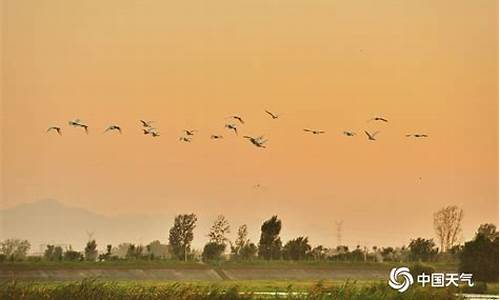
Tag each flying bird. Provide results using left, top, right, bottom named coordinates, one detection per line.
left=140, top=120, right=155, bottom=128
left=364, top=130, right=379, bottom=141
left=224, top=124, right=238, bottom=135
left=47, top=126, right=62, bottom=136
left=179, top=136, right=192, bottom=143
left=183, top=129, right=197, bottom=136
left=304, top=129, right=325, bottom=135
left=210, top=135, right=224, bottom=139
left=406, top=134, right=428, bottom=138
left=243, top=135, right=267, bottom=148
left=104, top=125, right=122, bottom=134
left=369, top=117, right=388, bottom=123
left=265, top=110, right=279, bottom=119
left=143, top=127, right=159, bottom=137
left=229, top=115, right=244, bottom=124
left=68, top=119, right=88, bottom=134
left=343, top=131, right=356, bottom=137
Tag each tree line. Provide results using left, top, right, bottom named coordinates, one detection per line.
left=0, top=206, right=498, bottom=282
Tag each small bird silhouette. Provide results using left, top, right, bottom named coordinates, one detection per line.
left=406, top=134, right=428, bottom=138
left=68, top=119, right=88, bottom=134
left=47, top=126, right=62, bottom=136
left=225, top=124, right=238, bottom=135
left=210, top=135, right=224, bottom=139
left=343, top=131, right=356, bottom=137
left=265, top=110, right=279, bottom=119
left=243, top=135, right=267, bottom=148
left=230, top=115, right=245, bottom=124
left=184, top=129, right=197, bottom=136
left=140, top=120, right=155, bottom=128
left=369, top=117, right=388, bottom=123
left=364, top=130, right=379, bottom=141
left=104, top=125, right=122, bottom=134
left=179, top=136, right=192, bottom=143
left=304, top=129, right=325, bottom=135
left=143, top=127, right=159, bottom=137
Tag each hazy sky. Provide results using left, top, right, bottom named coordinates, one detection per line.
left=1, top=0, right=498, bottom=249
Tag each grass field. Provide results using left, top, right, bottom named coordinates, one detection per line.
left=1, top=261, right=496, bottom=299
left=0, top=278, right=480, bottom=299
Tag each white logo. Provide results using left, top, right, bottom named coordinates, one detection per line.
left=388, top=267, right=414, bottom=293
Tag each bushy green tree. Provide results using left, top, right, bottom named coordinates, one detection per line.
left=84, top=240, right=98, bottom=261
left=63, top=246, right=83, bottom=261
left=169, top=214, right=197, bottom=261
left=282, top=236, right=311, bottom=260
left=459, top=224, right=499, bottom=282
left=202, top=242, right=226, bottom=261
left=408, top=238, right=438, bottom=261
left=258, top=216, right=282, bottom=260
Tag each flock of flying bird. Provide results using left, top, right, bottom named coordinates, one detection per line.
left=46, top=110, right=428, bottom=148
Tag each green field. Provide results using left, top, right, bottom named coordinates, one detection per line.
left=1, top=278, right=486, bottom=300
left=1, top=261, right=497, bottom=299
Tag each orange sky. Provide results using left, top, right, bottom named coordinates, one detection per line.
left=1, top=0, right=498, bottom=249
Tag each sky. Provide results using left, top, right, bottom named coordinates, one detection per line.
left=1, top=0, right=498, bottom=250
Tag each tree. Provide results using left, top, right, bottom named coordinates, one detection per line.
left=126, top=244, right=144, bottom=259
left=84, top=240, right=98, bottom=261
left=408, top=238, right=438, bottom=261
left=477, top=223, right=499, bottom=241
left=169, top=213, right=197, bottom=261
left=459, top=224, right=499, bottom=282
left=208, top=215, right=230, bottom=245
left=434, top=206, right=463, bottom=252
left=98, top=244, right=113, bottom=261
left=282, top=237, right=311, bottom=260
left=63, top=245, right=83, bottom=261
left=258, top=216, right=282, bottom=260
left=231, top=224, right=257, bottom=260
left=44, top=245, right=63, bottom=261
left=202, top=242, right=226, bottom=261
left=146, top=240, right=170, bottom=259
left=231, top=224, right=250, bottom=257
left=0, top=239, right=31, bottom=261
left=310, top=245, right=328, bottom=260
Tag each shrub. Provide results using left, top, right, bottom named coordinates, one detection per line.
left=410, top=262, right=436, bottom=278
left=202, top=242, right=226, bottom=261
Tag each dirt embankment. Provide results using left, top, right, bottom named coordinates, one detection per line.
left=0, top=268, right=390, bottom=281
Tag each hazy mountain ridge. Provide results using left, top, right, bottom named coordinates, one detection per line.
left=0, top=199, right=172, bottom=253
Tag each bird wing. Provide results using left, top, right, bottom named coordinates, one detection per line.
left=265, top=110, right=275, bottom=118
left=304, top=129, right=312, bottom=132
left=364, top=131, right=372, bottom=138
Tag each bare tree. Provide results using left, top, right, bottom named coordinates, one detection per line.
left=433, top=206, right=463, bottom=252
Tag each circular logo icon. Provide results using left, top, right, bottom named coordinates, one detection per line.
left=388, top=267, right=414, bottom=293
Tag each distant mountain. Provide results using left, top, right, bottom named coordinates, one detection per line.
left=0, top=199, right=172, bottom=254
